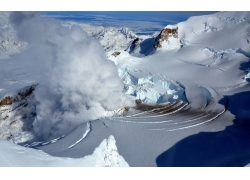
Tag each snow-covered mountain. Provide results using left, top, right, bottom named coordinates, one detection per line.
left=1, top=11, right=250, bottom=167
left=62, top=21, right=138, bottom=51
left=0, top=12, right=27, bottom=59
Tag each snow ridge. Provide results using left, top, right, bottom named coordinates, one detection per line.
left=62, top=21, right=138, bottom=52
left=67, top=122, right=91, bottom=149
left=0, top=135, right=129, bottom=167
left=0, top=37, right=27, bottom=59
left=89, top=135, right=129, bottom=167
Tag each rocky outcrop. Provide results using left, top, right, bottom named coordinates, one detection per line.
left=130, top=37, right=142, bottom=49
left=64, top=22, right=138, bottom=52
left=154, top=27, right=179, bottom=49
left=0, top=85, right=37, bottom=144
left=125, top=37, right=143, bottom=53
left=0, top=85, right=36, bottom=106
left=111, top=52, right=121, bottom=57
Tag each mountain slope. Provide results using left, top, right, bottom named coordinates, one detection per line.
left=62, top=21, right=138, bottom=51
left=1, top=11, right=250, bottom=167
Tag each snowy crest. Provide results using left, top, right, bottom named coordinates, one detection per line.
left=154, top=26, right=181, bottom=50
left=62, top=21, right=138, bottom=52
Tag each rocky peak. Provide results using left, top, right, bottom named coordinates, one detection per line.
left=131, top=37, right=142, bottom=47
left=125, top=37, right=143, bottom=53
left=0, top=85, right=36, bottom=106
left=111, top=51, right=121, bottom=57
left=154, top=27, right=179, bottom=49
left=0, top=85, right=37, bottom=143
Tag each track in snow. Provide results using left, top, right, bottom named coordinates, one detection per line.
left=108, top=89, right=225, bottom=132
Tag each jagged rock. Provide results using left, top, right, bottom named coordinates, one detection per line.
left=111, top=52, right=121, bottom=57
left=63, top=22, right=138, bottom=52
left=0, top=96, right=12, bottom=106
left=1, top=116, right=9, bottom=120
left=130, top=37, right=142, bottom=49
left=0, top=85, right=37, bottom=144
left=125, top=37, right=143, bottom=53
left=154, top=27, right=179, bottom=49
left=0, top=85, right=36, bottom=106
left=135, top=99, right=142, bottom=106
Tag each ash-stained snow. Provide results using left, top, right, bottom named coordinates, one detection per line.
left=0, top=86, right=37, bottom=144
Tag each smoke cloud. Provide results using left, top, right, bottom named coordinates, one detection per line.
left=9, top=12, right=133, bottom=140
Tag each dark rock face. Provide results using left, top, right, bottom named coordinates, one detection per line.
left=154, top=27, right=179, bottom=49
left=130, top=37, right=142, bottom=49
left=0, top=85, right=36, bottom=106
left=125, top=37, right=143, bottom=53
left=111, top=52, right=121, bottom=57
left=0, top=85, right=37, bottom=143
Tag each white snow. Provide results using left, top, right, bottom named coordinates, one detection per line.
left=0, top=135, right=129, bottom=167
left=1, top=11, right=250, bottom=167
left=0, top=86, right=37, bottom=144
left=161, top=36, right=180, bottom=49
left=62, top=21, right=137, bottom=52
left=67, top=122, right=91, bottom=149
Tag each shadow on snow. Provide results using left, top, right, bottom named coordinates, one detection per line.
left=156, top=89, right=250, bottom=167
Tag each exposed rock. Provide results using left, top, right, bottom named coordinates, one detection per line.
left=130, top=37, right=142, bottom=49
left=10, top=120, right=17, bottom=125
left=0, top=85, right=36, bottom=106
left=154, top=27, right=179, bottom=49
left=135, top=99, right=142, bottom=106
left=1, top=116, right=9, bottom=120
left=135, top=100, right=166, bottom=111
left=68, top=22, right=138, bottom=52
left=0, top=85, right=37, bottom=144
left=111, top=52, right=121, bottom=57
left=0, top=96, right=12, bottom=106
left=125, top=37, right=143, bottom=53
